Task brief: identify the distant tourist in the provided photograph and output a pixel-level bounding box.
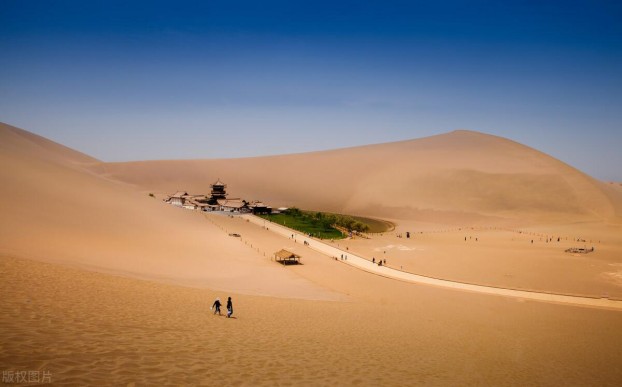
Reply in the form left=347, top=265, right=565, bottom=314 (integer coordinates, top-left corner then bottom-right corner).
left=373, top=257, right=375, bottom=263
left=226, top=297, right=233, bottom=318
left=212, top=298, right=222, bottom=315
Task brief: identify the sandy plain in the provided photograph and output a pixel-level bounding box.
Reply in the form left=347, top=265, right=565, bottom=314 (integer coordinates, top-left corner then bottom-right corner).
left=1, top=122, right=622, bottom=385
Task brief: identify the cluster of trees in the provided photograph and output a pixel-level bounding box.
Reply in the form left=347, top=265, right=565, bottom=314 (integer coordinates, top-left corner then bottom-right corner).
left=287, top=208, right=370, bottom=233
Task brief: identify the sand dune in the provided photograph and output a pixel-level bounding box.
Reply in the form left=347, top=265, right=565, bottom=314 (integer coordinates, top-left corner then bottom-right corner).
left=0, top=122, right=339, bottom=300
left=93, top=130, right=622, bottom=225
left=3, top=121, right=621, bottom=296
left=2, top=122, right=622, bottom=385
left=0, top=123, right=98, bottom=166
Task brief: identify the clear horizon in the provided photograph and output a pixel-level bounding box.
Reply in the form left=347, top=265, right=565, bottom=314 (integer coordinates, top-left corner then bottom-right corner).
left=1, top=0, right=621, bottom=180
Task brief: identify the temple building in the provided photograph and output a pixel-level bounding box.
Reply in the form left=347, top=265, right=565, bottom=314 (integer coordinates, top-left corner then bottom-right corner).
left=165, top=179, right=270, bottom=214
left=166, top=191, right=189, bottom=207
left=248, top=201, right=272, bottom=215
left=217, top=198, right=248, bottom=212
left=209, top=179, right=228, bottom=204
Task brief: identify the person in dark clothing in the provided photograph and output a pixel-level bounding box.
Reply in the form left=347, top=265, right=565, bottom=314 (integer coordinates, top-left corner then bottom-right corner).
left=226, top=297, right=233, bottom=318
left=212, top=298, right=222, bottom=315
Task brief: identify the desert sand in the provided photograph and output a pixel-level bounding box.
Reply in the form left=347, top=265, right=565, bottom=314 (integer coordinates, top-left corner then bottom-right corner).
left=93, top=129, right=622, bottom=225
left=241, top=213, right=622, bottom=309
left=2, top=121, right=622, bottom=385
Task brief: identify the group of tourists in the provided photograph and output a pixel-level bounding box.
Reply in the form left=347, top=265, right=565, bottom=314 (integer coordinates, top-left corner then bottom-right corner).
left=372, top=257, right=387, bottom=266
left=211, top=296, right=234, bottom=318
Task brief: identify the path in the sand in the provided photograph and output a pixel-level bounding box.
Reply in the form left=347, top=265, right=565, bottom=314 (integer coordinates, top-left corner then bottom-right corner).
left=243, top=214, right=622, bottom=311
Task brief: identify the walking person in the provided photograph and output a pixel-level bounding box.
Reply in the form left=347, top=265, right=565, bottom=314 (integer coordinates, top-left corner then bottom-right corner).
left=226, top=297, right=233, bottom=318
left=211, top=298, right=222, bottom=315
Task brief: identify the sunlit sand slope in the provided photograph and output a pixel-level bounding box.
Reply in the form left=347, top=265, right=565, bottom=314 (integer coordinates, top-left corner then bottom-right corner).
left=0, top=122, right=339, bottom=300
left=95, top=130, right=622, bottom=224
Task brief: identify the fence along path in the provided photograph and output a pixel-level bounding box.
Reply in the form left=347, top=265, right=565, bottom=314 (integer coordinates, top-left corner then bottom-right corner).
left=244, top=214, right=622, bottom=311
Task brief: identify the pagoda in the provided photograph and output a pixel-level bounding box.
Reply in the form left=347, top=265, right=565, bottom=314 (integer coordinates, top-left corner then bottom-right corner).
left=209, top=179, right=228, bottom=204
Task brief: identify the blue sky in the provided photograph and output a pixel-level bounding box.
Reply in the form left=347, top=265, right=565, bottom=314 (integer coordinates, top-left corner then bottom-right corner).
left=1, top=0, right=621, bottom=180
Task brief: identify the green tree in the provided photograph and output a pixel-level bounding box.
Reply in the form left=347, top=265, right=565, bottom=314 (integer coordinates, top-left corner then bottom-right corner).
left=322, top=214, right=337, bottom=229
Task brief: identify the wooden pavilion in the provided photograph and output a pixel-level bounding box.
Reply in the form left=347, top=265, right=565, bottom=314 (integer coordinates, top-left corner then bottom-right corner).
left=274, top=249, right=301, bottom=265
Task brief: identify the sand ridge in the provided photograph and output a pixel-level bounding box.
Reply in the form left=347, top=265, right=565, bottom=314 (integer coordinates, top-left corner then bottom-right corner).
left=93, top=130, right=622, bottom=224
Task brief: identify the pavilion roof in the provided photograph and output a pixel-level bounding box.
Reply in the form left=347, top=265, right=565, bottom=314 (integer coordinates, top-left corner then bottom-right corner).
left=275, top=249, right=300, bottom=260
left=217, top=198, right=246, bottom=208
